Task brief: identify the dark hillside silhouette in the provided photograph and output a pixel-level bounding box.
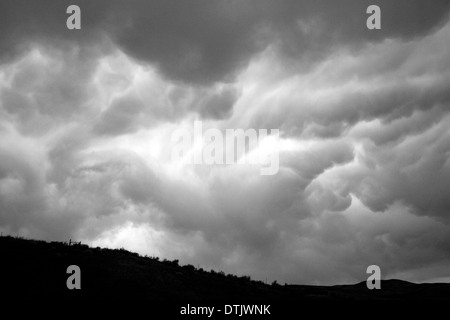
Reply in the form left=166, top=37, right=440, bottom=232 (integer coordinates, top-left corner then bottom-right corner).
left=1, top=235, right=450, bottom=300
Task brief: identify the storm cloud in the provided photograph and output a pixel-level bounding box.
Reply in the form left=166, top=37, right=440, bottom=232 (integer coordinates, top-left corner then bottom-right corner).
left=1, top=0, right=450, bottom=284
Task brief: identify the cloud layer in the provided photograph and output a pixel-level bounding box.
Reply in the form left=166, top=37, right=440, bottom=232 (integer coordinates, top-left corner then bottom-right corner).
left=1, top=0, right=450, bottom=284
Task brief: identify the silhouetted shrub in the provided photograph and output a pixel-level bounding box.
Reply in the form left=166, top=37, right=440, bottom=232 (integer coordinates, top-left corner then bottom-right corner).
left=183, top=264, right=196, bottom=272
left=241, top=275, right=251, bottom=282
left=163, top=258, right=180, bottom=267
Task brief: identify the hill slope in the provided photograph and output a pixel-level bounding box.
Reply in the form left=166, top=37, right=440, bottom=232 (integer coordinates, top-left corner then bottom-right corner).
left=1, top=236, right=449, bottom=300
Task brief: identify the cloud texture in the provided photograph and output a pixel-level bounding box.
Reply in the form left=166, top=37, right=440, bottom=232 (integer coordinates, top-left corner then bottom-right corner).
left=1, top=0, right=450, bottom=284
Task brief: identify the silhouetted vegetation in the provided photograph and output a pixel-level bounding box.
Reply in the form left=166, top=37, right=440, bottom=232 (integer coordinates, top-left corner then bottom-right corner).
left=1, top=235, right=450, bottom=300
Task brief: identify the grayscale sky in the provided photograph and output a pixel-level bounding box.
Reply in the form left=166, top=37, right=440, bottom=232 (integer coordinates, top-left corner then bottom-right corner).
left=1, top=0, right=450, bottom=285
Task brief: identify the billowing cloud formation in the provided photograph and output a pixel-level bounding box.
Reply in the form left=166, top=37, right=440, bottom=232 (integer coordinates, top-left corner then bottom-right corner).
left=1, top=1, right=450, bottom=285
left=2, top=0, right=450, bottom=83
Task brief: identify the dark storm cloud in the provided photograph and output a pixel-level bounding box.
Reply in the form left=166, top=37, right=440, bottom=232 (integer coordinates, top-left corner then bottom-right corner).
left=0, top=0, right=107, bottom=64
left=1, top=0, right=450, bottom=85
left=97, top=0, right=450, bottom=84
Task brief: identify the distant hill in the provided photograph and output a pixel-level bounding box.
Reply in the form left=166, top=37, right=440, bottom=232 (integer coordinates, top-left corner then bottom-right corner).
left=1, top=235, right=449, bottom=301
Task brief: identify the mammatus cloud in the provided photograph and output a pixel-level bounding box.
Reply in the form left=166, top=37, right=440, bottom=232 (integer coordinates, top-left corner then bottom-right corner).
left=1, top=1, right=450, bottom=284
left=2, top=0, right=450, bottom=83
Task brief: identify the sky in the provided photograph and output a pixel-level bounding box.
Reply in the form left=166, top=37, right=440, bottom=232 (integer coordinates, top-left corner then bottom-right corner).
left=1, top=0, right=450, bottom=285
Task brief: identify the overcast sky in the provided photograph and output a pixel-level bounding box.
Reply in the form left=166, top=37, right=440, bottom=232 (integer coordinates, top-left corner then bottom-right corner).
left=1, top=0, right=450, bottom=285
